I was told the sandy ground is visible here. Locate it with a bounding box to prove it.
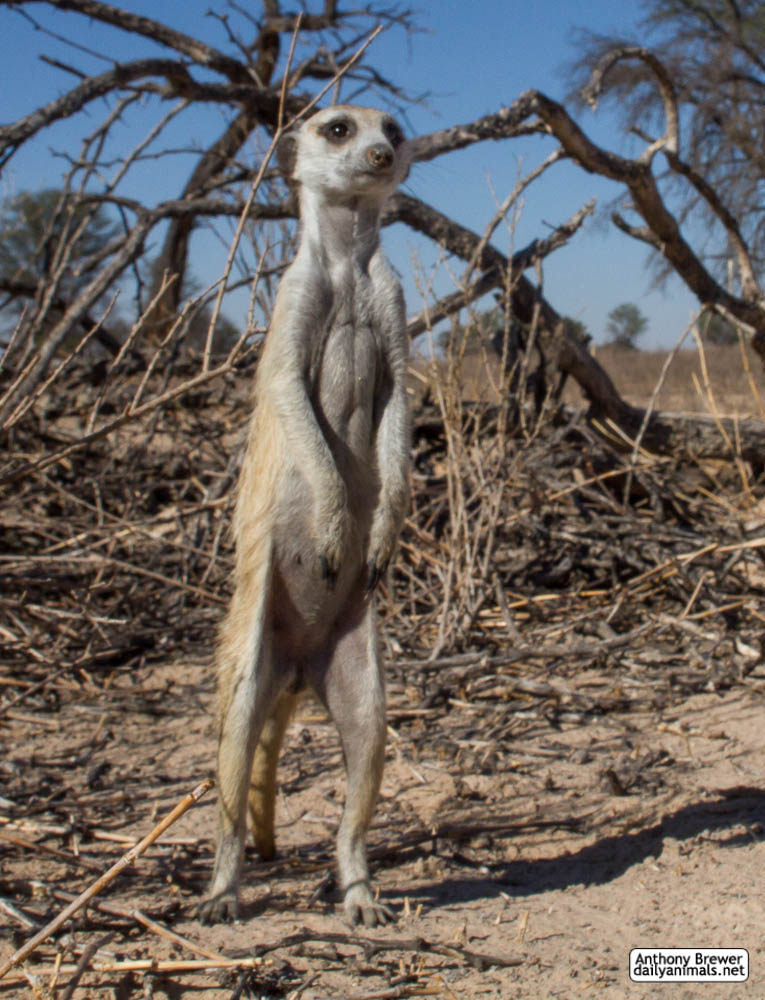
[2,656,765,999]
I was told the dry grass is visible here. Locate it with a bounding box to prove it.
[415,339,765,420]
[570,342,765,417]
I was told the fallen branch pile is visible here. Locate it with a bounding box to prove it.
[2,352,764,717]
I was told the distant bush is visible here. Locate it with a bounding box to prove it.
[605,303,648,349]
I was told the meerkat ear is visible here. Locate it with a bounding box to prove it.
[276,131,298,182]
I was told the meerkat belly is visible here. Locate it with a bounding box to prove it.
[317,317,379,451]
[269,316,380,656]
[270,488,367,658]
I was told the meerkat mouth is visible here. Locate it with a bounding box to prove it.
[357,167,395,181]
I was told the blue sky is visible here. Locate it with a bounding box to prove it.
[0,0,700,348]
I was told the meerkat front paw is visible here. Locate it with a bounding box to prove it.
[316,499,349,587]
[366,515,397,591]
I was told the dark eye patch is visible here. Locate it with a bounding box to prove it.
[318,117,356,144]
[382,119,404,147]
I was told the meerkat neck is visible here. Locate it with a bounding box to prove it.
[298,187,383,275]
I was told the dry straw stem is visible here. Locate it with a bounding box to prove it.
[0,776,213,979]
[691,324,753,501]
[346,987,443,999]
[2,890,235,975]
[131,908,231,962]
[8,958,263,985]
[59,931,115,1000]
[0,827,101,873]
[737,326,765,419]
[621,312,698,506]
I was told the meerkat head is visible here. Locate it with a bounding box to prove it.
[279,106,409,203]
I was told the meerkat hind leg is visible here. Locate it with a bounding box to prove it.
[199,571,283,924]
[315,600,393,927]
[248,687,298,860]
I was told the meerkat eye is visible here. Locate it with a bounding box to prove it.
[327,119,350,142]
[383,120,404,147]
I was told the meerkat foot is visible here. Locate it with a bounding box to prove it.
[197,890,239,925]
[343,882,394,927]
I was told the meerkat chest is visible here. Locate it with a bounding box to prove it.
[316,267,382,422]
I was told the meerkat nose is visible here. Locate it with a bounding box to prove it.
[366,144,394,171]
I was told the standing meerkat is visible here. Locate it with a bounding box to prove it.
[199,106,411,927]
